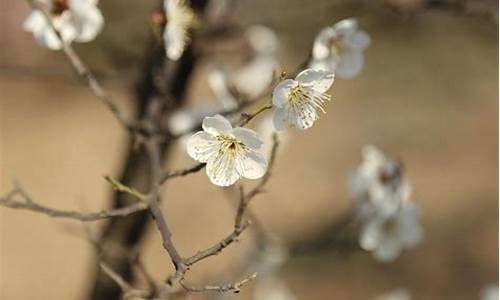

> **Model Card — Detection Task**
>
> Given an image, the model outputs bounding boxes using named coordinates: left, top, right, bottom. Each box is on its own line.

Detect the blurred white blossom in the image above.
left=233, top=25, right=280, bottom=99
left=481, top=285, right=499, bottom=300
left=187, top=115, right=267, bottom=186
left=208, top=66, right=239, bottom=109
left=350, top=145, right=411, bottom=218
left=23, top=0, right=104, bottom=50
left=373, top=288, right=412, bottom=300
left=272, top=69, right=334, bottom=130
left=310, top=18, right=370, bottom=78
left=163, top=0, right=196, bottom=60
left=360, top=201, right=423, bottom=262
left=351, top=145, right=423, bottom=262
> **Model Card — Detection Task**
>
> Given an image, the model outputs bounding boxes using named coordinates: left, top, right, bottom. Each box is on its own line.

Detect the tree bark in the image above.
left=88, top=2, right=208, bottom=299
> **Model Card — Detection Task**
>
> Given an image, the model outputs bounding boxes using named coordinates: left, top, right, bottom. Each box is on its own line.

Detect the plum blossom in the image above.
left=350, top=145, right=411, bottom=218
left=233, top=25, right=280, bottom=99
left=163, top=0, right=196, bottom=60
left=310, top=18, right=370, bottom=78
left=23, top=0, right=104, bottom=50
left=272, top=69, right=334, bottom=130
left=359, top=201, right=423, bottom=262
left=187, top=115, right=267, bottom=186
left=351, top=145, right=423, bottom=262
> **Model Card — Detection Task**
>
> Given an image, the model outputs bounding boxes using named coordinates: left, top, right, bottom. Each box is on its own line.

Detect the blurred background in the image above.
left=0, top=0, right=498, bottom=299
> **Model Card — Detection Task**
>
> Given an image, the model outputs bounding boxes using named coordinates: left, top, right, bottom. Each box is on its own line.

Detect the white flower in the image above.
left=233, top=25, right=280, bottom=99
left=373, top=288, right=412, bottom=300
left=310, top=18, right=370, bottom=78
left=23, top=0, right=104, bottom=50
left=272, top=69, right=334, bottom=130
left=481, top=285, right=499, bottom=300
left=208, top=66, right=238, bottom=110
left=163, top=0, right=196, bottom=60
left=187, top=115, right=267, bottom=186
left=350, top=145, right=410, bottom=218
left=360, top=201, right=423, bottom=262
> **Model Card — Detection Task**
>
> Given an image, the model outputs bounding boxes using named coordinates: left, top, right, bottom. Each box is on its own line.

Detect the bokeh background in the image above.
left=0, top=0, right=498, bottom=299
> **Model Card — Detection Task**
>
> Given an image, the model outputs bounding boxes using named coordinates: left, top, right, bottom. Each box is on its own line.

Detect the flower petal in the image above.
left=295, top=69, right=334, bottom=94
left=347, top=31, right=371, bottom=50
left=186, top=131, right=218, bottom=163
left=69, top=0, right=104, bottom=42
left=273, top=107, right=289, bottom=131
left=312, top=26, right=335, bottom=60
left=374, top=234, right=402, bottom=262
left=359, top=219, right=381, bottom=251
left=336, top=50, right=364, bottom=79
left=232, top=127, right=263, bottom=150
left=293, top=105, right=317, bottom=130
left=332, top=18, right=358, bottom=37
left=202, top=115, right=232, bottom=136
left=272, top=79, right=295, bottom=108
left=206, top=153, right=240, bottom=186
left=241, top=150, right=267, bottom=179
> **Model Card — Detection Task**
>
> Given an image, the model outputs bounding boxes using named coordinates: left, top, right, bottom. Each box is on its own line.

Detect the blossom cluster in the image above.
left=22, top=1, right=371, bottom=187
left=350, top=145, right=424, bottom=262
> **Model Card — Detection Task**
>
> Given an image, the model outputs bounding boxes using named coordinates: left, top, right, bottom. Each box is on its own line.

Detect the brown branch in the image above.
left=183, top=134, right=280, bottom=266
left=84, top=225, right=153, bottom=300
left=159, top=162, right=206, bottom=184
left=0, top=185, right=148, bottom=221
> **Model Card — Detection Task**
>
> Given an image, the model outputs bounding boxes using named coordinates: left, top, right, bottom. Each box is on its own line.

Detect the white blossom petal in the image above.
left=186, top=131, right=218, bottom=163
left=273, top=108, right=289, bottom=131
left=374, top=236, right=402, bottom=262
left=332, top=18, right=358, bottom=37
left=241, top=150, right=267, bottom=179
left=232, top=127, right=263, bottom=150
left=295, top=69, right=335, bottom=93
left=206, top=153, right=240, bottom=186
left=336, top=50, right=364, bottom=79
left=70, top=0, right=104, bottom=42
left=164, top=0, right=195, bottom=60
left=348, top=31, right=371, bottom=50
left=202, top=115, right=232, bottom=136
left=272, top=79, right=295, bottom=108
left=312, top=26, right=335, bottom=60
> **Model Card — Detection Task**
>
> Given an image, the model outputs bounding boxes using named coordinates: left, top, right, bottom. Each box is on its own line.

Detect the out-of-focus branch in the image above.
left=25, top=0, right=134, bottom=132
left=0, top=183, right=148, bottom=221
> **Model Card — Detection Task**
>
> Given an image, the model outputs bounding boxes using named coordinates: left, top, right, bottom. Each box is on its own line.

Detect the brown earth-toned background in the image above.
left=0, top=0, right=498, bottom=299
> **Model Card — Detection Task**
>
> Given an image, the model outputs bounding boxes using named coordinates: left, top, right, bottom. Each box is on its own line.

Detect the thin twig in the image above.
left=183, top=135, right=280, bottom=266
left=145, top=138, right=186, bottom=273
left=159, top=162, right=206, bottom=184
left=0, top=185, right=148, bottom=221
left=25, top=0, right=133, bottom=131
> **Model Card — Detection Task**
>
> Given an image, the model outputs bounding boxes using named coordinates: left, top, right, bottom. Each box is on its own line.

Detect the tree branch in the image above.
left=0, top=184, right=148, bottom=221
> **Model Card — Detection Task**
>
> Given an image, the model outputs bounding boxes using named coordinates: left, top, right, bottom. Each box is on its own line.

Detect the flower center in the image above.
left=287, top=83, right=331, bottom=117
left=51, top=0, right=69, bottom=15
left=329, top=36, right=345, bottom=58
left=383, top=218, right=397, bottom=234
left=217, top=135, right=244, bottom=155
